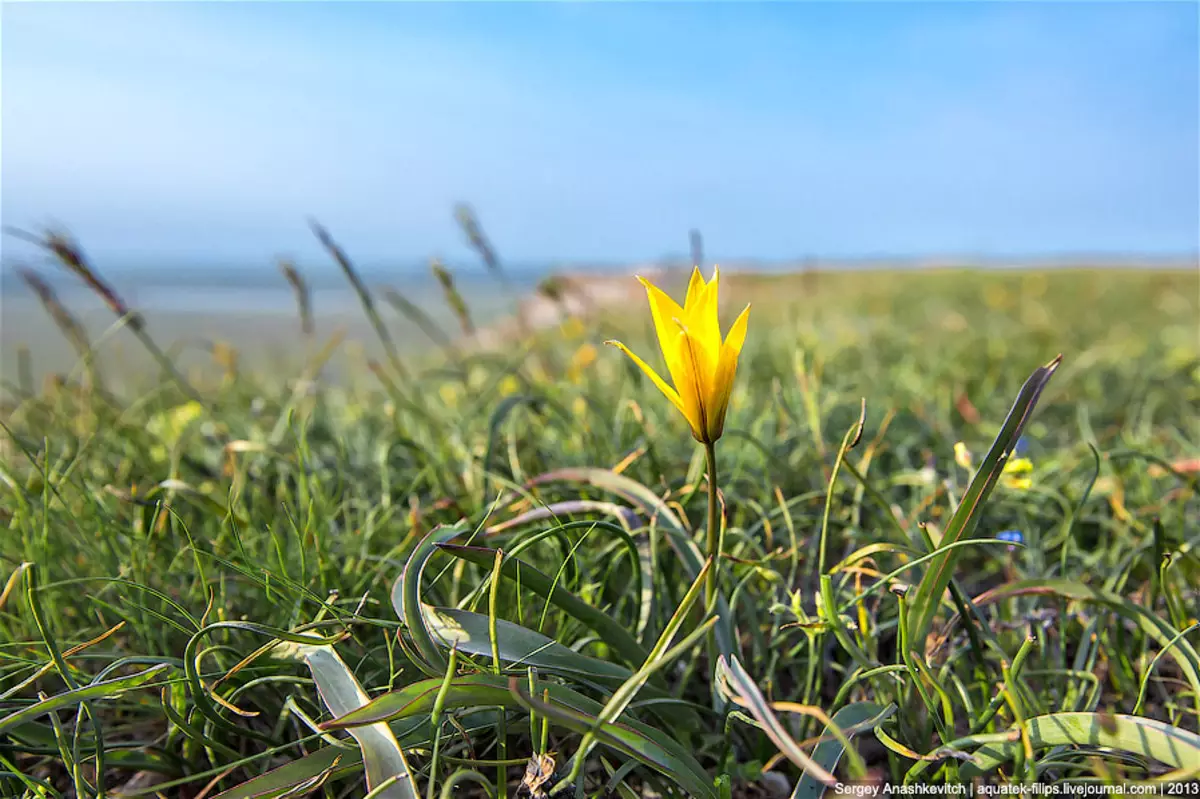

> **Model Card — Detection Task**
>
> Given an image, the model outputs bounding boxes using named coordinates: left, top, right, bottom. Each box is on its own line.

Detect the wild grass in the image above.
left=1, top=228, right=1198, bottom=798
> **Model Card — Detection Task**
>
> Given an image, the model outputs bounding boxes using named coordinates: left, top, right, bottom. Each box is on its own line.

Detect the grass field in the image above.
left=2, top=246, right=1199, bottom=797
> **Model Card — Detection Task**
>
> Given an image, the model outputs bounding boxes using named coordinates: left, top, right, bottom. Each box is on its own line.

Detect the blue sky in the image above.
left=2, top=1, right=1197, bottom=267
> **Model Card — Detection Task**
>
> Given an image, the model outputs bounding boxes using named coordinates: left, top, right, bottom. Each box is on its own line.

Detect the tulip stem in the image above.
left=704, top=440, right=721, bottom=615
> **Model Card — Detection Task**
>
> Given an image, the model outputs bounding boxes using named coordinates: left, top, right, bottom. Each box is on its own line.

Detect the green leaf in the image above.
left=392, top=528, right=690, bottom=724
left=941, top=578, right=1200, bottom=714
left=563, top=558, right=715, bottom=788
left=278, top=638, right=418, bottom=799
left=0, top=663, right=171, bottom=735
left=436, top=543, right=649, bottom=667
left=508, top=678, right=717, bottom=799
left=528, top=467, right=738, bottom=659
left=320, top=674, right=565, bottom=731
left=906, top=355, right=1061, bottom=649
left=211, top=747, right=363, bottom=799
left=792, top=703, right=895, bottom=799
left=483, top=502, right=652, bottom=642
left=392, top=523, right=472, bottom=676
left=959, top=712, right=1200, bottom=779
left=421, top=604, right=634, bottom=686
left=321, top=673, right=712, bottom=799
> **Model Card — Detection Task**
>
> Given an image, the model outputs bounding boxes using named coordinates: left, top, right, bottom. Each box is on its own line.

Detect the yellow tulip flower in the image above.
left=607, top=266, right=750, bottom=444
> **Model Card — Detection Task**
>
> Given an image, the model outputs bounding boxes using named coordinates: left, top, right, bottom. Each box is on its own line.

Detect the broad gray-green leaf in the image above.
left=436, top=543, right=649, bottom=667
left=959, top=712, right=1200, bottom=779
left=424, top=604, right=634, bottom=686
left=211, top=747, right=362, bottom=799
left=392, top=523, right=471, bottom=676
left=792, top=703, right=895, bottom=799
left=278, top=638, right=417, bottom=799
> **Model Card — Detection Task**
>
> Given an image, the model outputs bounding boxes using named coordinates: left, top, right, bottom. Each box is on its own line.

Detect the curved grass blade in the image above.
left=528, top=467, right=738, bottom=659
left=958, top=712, right=1200, bottom=779
left=482, top=502, right=653, bottom=644
left=484, top=500, right=640, bottom=535
left=906, top=355, right=1061, bottom=649
left=437, top=543, right=649, bottom=667
left=0, top=663, right=171, bottom=735
left=792, top=702, right=895, bottom=799
left=423, top=605, right=634, bottom=686
left=392, top=523, right=471, bottom=676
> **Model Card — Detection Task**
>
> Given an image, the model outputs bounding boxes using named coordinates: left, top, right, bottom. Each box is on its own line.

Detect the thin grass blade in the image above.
left=906, top=355, right=1061, bottom=649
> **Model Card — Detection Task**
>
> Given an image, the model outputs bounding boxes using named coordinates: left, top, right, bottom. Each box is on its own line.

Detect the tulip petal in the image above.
left=637, top=276, right=685, bottom=326
left=637, top=276, right=694, bottom=405
left=684, top=266, right=707, bottom=310
left=673, top=323, right=713, bottom=441
left=722, top=302, right=751, bottom=355
left=684, top=268, right=721, bottom=383
left=605, top=340, right=700, bottom=434
left=707, top=304, right=751, bottom=440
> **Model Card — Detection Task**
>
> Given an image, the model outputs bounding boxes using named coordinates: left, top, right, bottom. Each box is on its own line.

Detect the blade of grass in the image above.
left=906, top=355, right=1061, bottom=649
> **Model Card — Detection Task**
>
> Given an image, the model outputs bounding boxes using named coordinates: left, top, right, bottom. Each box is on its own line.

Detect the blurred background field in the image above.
left=5, top=257, right=1196, bottom=392
left=4, top=256, right=1196, bottom=404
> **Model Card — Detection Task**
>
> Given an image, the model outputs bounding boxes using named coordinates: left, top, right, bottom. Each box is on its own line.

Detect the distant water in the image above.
left=1, top=263, right=568, bottom=386
left=1, top=262, right=555, bottom=321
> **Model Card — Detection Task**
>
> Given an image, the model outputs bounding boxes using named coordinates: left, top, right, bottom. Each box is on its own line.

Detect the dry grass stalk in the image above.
left=309, top=219, right=407, bottom=380
left=278, top=258, right=314, bottom=336
left=431, top=259, right=475, bottom=337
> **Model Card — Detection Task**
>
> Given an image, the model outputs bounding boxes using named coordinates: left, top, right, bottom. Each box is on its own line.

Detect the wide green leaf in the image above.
left=211, top=747, right=363, bottom=799
left=509, top=678, right=717, bottom=799
left=792, top=702, right=896, bottom=799
left=277, top=638, right=418, bottom=799
left=422, top=604, right=634, bottom=685
left=436, top=542, right=649, bottom=667
left=959, top=712, right=1200, bottom=779
left=321, top=672, right=712, bottom=798
left=392, top=527, right=689, bottom=724
left=393, top=523, right=471, bottom=676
